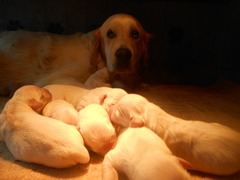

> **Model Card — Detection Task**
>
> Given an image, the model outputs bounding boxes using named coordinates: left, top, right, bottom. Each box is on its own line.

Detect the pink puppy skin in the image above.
left=0, top=85, right=90, bottom=168
left=102, top=127, right=191, bottom=180
left=109, top=94, right=240, bottom=175
left=77, top=104, right=117, bottom=155
left=42, top=99, right=79, bottom=126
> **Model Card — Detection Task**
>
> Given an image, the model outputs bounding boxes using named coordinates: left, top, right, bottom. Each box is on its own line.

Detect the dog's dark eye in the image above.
left=131, top=30, right=139, bottom=39
left=107, top=30, right=116, bottom=38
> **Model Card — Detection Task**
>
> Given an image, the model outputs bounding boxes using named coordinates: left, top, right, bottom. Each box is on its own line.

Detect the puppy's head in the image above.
left=13, top=85, right=52, bottom=113
left=99, top=88, right=128, bottom=111
left=94, top=14, right=152, bottom=89
left=78, top=104, right=117, bottom=155
left=109, top=94, right=148, bottom=127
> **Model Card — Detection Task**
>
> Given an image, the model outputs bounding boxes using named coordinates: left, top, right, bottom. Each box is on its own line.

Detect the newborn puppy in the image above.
left=0, top=85, right=90, bottom=168
left=76, top=87, right=127, bottom=111
left=42, top=99, right=79, bottom=126
left=99, top=87, right=128, bottom=112
left=102, top=127, right=191, bottom=180
left=109, top=94, right=240, bottom=175
left=77, top=104, right=116, bottom=155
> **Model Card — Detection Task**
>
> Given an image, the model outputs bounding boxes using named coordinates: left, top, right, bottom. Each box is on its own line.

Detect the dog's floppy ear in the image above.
left=90, top=29, right=106, bottom=73
left=142, top=32, right=153, bottom=67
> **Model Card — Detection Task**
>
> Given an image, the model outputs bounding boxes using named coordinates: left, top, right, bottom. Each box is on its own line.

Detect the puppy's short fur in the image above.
left=77, top=104, right=116, bottom=155
left=109, top=94, right=240, bottom=175
left=42, top=99, right=79, bottom=126
left=0, top=85, right=90, bottom=168
left=0, top=14, right=151, bottom=96
left=102, top=127, right=191, bottom=180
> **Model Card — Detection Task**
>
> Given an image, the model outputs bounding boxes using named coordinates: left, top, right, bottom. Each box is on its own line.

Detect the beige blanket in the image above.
left=0, top=79, right=239, bottom=179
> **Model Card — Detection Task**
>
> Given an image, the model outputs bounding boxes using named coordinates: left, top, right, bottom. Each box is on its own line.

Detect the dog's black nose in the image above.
left=115, top=48, right=132, bottom=70
left=115, top=48, right=132, bottom=60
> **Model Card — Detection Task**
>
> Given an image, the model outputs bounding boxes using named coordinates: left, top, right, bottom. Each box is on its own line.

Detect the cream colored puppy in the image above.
left=103, top=127, right=191, bottom=180
left=109, top=94, right=240, bottom=175
left=42, top=99, right=79, bottom=126
left=77, top=87, right=128, bottom=111
left=0, top=85, right=90, bottom=168
left=77, top=104, right=117, bottom=155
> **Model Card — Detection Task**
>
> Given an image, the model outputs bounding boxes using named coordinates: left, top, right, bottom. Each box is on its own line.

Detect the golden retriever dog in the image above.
left=0, top=85, right=90, bottom=168
left=102, top=127, right=191, bottom=180
left=109, top=94, right=240, bottom=175
left=0, top=14, right=151, bottom=96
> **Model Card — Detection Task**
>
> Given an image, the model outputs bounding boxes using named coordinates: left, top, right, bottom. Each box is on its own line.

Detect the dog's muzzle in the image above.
left=115, top=48, right=132, bottom=71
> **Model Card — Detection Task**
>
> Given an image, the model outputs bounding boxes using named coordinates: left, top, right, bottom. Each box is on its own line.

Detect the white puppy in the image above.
left=0, top=85, right=90, bottom=168
left=102, top=127, right=191, bottom=180
left=42, top=99, right=79, bottom=126
left=77, top=104, right=117, bottom=155
left=109, top=94, right=240, bottom=175
left=77, top=87, right=128, bottom=111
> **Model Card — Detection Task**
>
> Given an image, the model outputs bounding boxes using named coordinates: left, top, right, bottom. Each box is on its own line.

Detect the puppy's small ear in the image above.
left=99, top=94, right=107, bottom=105
left=177, top=158, right=192, bottom=169
left=40, top=89, right=52, bottom=102
left=130, top=116, right=144, bottom=127
left=28, top=99, right=44, bottom=112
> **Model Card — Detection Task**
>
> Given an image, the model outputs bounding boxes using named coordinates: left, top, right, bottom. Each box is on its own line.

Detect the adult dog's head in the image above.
left=92, top=14, right=152, bottom=90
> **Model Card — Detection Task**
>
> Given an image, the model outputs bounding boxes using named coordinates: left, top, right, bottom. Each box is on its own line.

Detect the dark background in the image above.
left=0, top=0, right=239, bottom=85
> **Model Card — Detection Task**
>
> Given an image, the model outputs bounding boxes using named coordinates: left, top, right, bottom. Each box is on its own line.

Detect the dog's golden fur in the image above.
left=0, top=14, right=151, bottom=96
